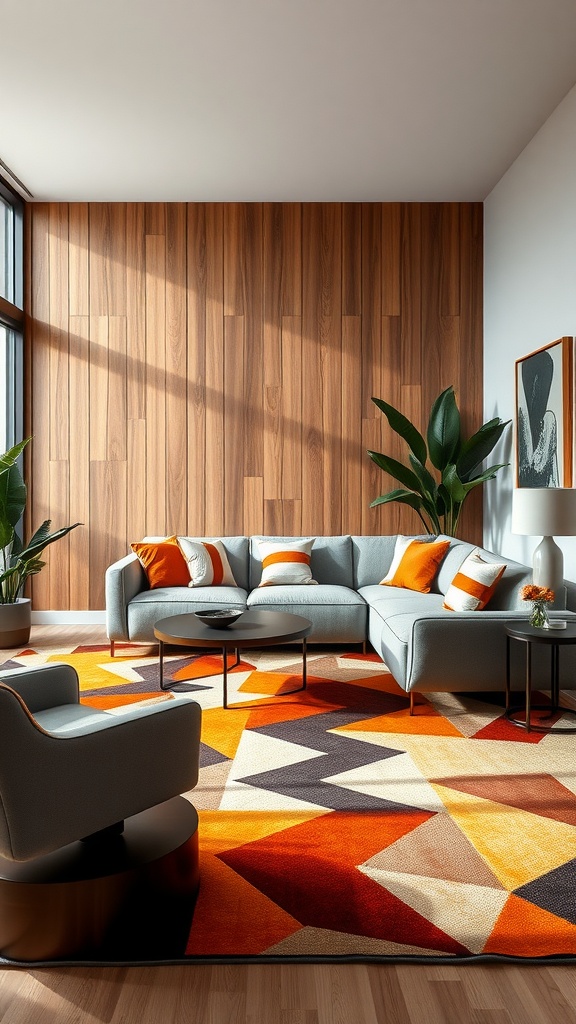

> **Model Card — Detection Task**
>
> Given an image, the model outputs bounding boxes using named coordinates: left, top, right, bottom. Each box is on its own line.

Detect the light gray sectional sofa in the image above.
left=106, top=534, right=576, bottom=699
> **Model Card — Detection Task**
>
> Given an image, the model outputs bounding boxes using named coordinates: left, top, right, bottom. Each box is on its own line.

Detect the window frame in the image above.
left=0, top=174, right=24, bottom=452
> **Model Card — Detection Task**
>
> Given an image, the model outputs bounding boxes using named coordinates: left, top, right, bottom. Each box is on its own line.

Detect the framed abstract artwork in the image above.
left=515, top=336, right=573, bottom=487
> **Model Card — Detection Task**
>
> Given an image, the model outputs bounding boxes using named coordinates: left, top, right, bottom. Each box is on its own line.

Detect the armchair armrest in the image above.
left=0, top=663, right=80, bottom=712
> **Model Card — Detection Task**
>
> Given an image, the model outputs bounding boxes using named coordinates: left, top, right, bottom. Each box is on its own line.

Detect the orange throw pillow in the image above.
left=380, top=537, right=450, bottom=593
left=131, top=536, right=190, bottom=589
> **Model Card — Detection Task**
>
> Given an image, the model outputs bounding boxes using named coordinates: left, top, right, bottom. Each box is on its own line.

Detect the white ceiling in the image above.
left=2, top=0, right=576, bottom=202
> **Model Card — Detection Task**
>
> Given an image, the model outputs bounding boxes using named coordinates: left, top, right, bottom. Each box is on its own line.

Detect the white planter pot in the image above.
left=0, top=598, right=32, bottom=647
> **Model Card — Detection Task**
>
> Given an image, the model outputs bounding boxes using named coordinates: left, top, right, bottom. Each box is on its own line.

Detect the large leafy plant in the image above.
left=0, top=438, right=81, bottom=604
left=367, top=386, right=510, bottom=537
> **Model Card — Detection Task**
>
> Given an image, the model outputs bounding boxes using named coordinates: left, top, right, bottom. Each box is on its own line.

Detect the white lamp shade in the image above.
left=511, top=488, right=576, bottom=537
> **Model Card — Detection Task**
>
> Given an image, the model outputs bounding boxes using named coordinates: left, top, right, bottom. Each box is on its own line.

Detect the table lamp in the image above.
left=511, top=487, right=576, bottom=609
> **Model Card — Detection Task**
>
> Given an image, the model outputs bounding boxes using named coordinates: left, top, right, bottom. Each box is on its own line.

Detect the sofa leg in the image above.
left=110, top=640, right=115, bottom=658
left=362, top=640, right=367, bottom=655
left=409, top=691, right=415, bottom=715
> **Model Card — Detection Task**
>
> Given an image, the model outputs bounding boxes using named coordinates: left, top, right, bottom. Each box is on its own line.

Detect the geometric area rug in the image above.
left=4, top=643, right=576, bottom=964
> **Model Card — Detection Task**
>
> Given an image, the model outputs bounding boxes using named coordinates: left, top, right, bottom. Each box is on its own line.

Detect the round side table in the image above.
left=505, top=622, right=576, bottom=733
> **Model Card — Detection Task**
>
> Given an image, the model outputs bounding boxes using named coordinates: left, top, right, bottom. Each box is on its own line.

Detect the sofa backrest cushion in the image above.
left=352, top=535, right=532, bottom=611
left=352, top=535, right=413, bottom=588
left=249, top=536, right=353, bottom=589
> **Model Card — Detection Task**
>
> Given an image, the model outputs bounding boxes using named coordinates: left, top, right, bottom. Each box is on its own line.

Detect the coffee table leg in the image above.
left=505, top=635, right=511, bottom=713
left=159, top=640, right=165, bottom=691
left=552, top=643, right=560, bottom=710
left=222, top=637, right=310, bottom=706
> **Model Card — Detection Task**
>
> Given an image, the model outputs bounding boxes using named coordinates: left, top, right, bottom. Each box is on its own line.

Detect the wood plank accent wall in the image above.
left=24, top=202, right=483, bottom=610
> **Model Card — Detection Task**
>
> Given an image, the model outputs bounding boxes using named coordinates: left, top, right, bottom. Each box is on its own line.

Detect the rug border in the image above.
left=2, top=953, right=576, bottom=969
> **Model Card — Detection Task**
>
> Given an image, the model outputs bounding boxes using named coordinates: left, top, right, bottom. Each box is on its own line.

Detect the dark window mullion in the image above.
left=0, top=176, right=24, bottom=453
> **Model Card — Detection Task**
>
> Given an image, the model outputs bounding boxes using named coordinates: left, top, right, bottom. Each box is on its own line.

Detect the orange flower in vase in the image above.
left=520, top=584, right=555, bottom=628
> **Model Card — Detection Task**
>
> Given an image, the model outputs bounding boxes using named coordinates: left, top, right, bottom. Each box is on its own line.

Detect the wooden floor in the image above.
left=1, top=625, right=575, bottom=1024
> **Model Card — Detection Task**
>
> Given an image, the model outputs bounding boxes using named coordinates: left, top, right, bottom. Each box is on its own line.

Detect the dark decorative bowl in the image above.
left=194, top=608, right=244, bottom=628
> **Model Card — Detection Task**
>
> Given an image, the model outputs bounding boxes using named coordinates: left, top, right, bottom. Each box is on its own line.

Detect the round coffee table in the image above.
left=154, top=609, right=313, bottom=708
left=505, top=621, right=576, bottom=733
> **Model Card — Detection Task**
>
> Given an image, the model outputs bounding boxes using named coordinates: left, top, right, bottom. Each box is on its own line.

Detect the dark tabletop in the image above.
left=154, top=609, right=312, bottom=647
left=506, top=621, right=576, bottom=644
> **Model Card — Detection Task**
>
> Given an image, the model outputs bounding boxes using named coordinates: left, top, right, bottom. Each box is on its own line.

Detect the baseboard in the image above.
left=31, top=611, right=106, bottom=625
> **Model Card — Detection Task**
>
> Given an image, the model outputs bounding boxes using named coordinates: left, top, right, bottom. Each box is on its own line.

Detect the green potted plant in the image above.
left=0, top=437, right=81, bottom=646
left=367, top=386, right=511, bottom=537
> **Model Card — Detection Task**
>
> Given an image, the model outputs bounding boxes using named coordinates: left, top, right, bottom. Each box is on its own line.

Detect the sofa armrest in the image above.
left=105, top=552, right=147, bottom=642
left=406, top=610, right=576, bottom=692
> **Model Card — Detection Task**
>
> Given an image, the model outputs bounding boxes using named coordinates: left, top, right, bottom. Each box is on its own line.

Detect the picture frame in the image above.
left=515, top=336, right=573, bottom=487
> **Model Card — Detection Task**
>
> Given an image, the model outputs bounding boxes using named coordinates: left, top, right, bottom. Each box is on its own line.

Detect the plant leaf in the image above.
left=371, top=397, right=427, bottom=464
left=408, top=454, right=438, bottom=501
left=459, top=463, right=510, bottom=493
left=407, top=455, right=442, bottom=532
left=367, top=451, right=425, bottom=494
left=18, top=521, right=82, bottom=562
left=369, top=489, right=424, bottom=509
left=0, top=437, right=31, bottom=472
left=369, top=489, right=434, bottom=533
left=441, top=463, right=467, bottom=503
left=0, top=438, right=31, bottom=550
left=457, top=419, right=511, bottom=481
left=0, top=463, right=26, bottom=533
left=427, top=386, right=461, bottom=471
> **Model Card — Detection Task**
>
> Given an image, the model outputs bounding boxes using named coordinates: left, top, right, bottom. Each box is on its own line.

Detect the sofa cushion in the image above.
left=247, top=583, right=367, bottom=643
left=249, top=536, right=353, bottom=589
left=127, top=586, right=248, bottom=641
left=358, top=584, right=441, bottom=611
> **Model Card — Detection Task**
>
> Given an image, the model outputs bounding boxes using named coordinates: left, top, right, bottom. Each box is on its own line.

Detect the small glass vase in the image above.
left=529, top=600, right=549, bottom=629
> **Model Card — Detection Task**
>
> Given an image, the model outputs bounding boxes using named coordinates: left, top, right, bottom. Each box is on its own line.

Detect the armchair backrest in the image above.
left=0, top=663, right=80, bottom=713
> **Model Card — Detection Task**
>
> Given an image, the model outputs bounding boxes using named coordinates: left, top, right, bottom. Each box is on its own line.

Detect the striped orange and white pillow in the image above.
left=443, top=549, right=506, bottom=611
left=177, top=538, right=238, bottom=587
left=257, top=539, right=318, bottom=586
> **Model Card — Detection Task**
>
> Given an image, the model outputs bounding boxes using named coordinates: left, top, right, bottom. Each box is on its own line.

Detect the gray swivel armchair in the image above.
left=0, top=662, right=202, bottom=961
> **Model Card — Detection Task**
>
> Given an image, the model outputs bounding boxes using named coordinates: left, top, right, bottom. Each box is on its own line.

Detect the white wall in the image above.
left=483, top=81, right=576, bottom=581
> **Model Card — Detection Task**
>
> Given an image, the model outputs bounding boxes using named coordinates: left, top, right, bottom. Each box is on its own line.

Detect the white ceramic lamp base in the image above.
left=532, top=535, right=567, bottom=610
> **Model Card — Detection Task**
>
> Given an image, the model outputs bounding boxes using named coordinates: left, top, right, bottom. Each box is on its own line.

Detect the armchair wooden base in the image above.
left=0, top=796, right=199, bottom=963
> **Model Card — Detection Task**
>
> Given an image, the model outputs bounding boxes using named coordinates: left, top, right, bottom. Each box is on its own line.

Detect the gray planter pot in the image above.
left=0, top=598, right=32, bottom=648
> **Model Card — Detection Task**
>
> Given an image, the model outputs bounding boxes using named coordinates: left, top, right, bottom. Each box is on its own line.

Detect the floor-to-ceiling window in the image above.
left=0, top=179, right=24, bottom=452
